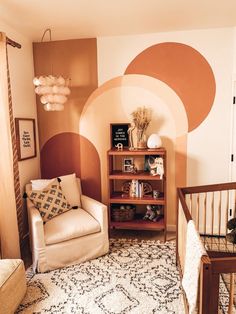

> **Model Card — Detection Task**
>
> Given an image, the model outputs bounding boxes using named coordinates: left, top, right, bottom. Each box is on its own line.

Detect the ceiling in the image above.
left=1, top=0, right=236, bottom=42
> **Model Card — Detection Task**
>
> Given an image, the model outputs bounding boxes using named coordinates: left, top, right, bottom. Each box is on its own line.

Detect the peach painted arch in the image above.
left=80, top=74, right=188, bottom=225
left=81, top=75, right=188, bottom=138
left=125, top=42, right=216, bottom=132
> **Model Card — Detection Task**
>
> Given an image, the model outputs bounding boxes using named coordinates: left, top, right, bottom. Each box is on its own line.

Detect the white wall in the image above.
left=97, top=27, right=234, bottom=187
left=0, top=21, right=40, bottom=237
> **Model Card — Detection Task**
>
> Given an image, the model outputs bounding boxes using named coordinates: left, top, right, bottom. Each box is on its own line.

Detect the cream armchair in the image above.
left=26, top=177, right=109, bottom=273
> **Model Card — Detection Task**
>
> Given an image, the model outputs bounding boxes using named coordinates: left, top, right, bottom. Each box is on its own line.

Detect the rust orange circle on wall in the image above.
left=125, top=42, right=216, bottom=132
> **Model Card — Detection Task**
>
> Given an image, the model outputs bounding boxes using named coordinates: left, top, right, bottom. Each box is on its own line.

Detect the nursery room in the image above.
left=1, top=0, right=236, bottom=313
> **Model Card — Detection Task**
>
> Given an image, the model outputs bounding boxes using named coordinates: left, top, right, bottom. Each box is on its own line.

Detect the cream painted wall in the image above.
left=0, top=21, right=40, bottom=238
left=97, top=28, right=234, bottom=187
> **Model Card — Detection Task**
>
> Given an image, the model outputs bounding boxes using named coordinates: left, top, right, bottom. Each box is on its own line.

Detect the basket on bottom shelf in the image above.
left=111, top=205, right=136, bottom=222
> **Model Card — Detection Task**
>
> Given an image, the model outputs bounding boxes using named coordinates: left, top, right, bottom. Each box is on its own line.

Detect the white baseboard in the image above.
left=167, top=224, right=176, bottom=232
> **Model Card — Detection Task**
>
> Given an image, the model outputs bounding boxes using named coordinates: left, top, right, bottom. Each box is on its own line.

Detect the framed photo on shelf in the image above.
left=110, top=123, right=130, bottom=148
left=123, top=157, right=134, bottom=172
left=15, top=118, right=36, bottom=161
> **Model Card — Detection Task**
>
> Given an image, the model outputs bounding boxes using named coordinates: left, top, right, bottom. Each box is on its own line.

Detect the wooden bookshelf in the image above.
left=107, top=148, right=167, bottom=240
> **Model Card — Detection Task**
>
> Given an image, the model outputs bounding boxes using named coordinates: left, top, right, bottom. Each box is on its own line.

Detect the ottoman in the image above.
left=0, top=259, right=26, bottom=314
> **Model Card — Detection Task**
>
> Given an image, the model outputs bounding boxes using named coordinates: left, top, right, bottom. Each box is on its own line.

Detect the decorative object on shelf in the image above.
left=143, top=205, right=163, bottom=222
left=127, top=124, right=135, bottom=150
left=33, top=29, right=71, bottom=111
left=131, top=106, right=152, bottom=149
left=110, top=123, right=130, bottom=148
left=123, top=157, right=134, bottom=172
left=129, top=179, right=137, bottom=197
left=111, top=204, right=136, bottom=222
left=130, top=164, right=138, bottom=174
left=147, top=134, right=162, bottom=149
left=153, top=190, right=160, bottom=199
left=115, top=143, right=123, bottom=151
left=147, top=156, right=164, bottom=179
left=122, top=180, right=152, bottom=198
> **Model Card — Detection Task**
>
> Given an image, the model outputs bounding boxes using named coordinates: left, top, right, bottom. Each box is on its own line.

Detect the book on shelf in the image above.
left=133, top=180, right=145, bottom=198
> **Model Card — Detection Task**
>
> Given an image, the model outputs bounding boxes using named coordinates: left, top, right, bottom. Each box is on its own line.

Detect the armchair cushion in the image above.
left=28, top=179, right=71, bottom=222
left=44, top=208, right=101, bottom=245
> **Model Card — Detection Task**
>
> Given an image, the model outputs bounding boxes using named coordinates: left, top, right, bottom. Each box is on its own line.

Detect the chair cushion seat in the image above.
left=44, top=208, right=101, bottom=245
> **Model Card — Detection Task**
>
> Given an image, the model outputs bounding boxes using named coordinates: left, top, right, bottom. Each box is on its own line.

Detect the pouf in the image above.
left=0, top=259, right=26, bottom=314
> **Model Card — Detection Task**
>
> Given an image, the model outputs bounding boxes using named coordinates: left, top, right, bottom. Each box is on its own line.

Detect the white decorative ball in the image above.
left=40, top=95, right=48, bottom=104
left=57, top=76, right=65, bottom=86
left=53, top=94, right=67, bottom=104
left=59, top=86, right=71, bottom=95
left=147, top=134, right=162, bottom=149
left=33, top=77, right=40, bottom=86
left=38, top=76, right=46, bottom=86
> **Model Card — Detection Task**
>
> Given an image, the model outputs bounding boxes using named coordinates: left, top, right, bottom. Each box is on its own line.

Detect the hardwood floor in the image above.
left=110, top=229, right=176, bottom=242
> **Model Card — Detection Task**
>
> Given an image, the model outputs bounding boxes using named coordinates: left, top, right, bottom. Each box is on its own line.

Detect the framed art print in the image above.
left=15, top=118, right=36, bottom=161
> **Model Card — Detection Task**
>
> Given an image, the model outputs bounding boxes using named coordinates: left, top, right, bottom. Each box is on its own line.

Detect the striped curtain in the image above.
left=0, top=32, right=21, bottom=258
left=6, top=38, right=24, bottom=245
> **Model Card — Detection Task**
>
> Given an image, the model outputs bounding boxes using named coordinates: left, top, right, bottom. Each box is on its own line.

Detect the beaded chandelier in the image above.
left=33, top=29, right=70, bottom=111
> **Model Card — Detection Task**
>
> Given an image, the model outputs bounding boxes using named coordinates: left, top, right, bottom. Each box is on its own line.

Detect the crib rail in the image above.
left=177, top=182, right=236, bottom=314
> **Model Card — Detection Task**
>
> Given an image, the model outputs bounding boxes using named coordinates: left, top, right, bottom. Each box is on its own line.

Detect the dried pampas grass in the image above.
left=131, top=106, right=152, bottom=131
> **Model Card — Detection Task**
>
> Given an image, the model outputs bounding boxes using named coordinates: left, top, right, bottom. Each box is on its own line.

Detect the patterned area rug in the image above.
left=17, top=239, right=185, bottom=314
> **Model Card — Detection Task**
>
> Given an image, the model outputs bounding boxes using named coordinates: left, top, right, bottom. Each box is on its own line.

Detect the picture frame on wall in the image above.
left=15, top=118, right=37, bottom=161
left=123, top=157, right=134, bottom=172
left=110, top=123, right=130, bottom=148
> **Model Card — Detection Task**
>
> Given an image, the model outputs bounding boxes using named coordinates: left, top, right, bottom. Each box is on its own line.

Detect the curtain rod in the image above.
left=6, top=37, right=21, bottom=49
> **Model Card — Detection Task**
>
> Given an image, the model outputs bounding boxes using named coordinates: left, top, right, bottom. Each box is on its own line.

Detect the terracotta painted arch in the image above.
left=40, top=132, right=101, bottom=201
left=125, top=42, right=216, bottom=132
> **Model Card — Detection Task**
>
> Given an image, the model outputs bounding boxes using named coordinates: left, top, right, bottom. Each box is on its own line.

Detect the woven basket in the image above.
left=111, top=206, right=135, bottom=222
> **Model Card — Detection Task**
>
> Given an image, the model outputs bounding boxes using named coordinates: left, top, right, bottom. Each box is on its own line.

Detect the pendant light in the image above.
left=33, top=29, right=70, bottom=111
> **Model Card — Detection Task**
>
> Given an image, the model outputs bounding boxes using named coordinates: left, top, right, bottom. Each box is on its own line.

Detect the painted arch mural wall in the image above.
left=34, top=28, right=234, bottom=228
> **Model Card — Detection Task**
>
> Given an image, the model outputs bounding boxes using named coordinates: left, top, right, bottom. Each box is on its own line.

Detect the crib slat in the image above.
left=226, top=190, right=229, bottom=234
left=190, top=193, right=192, bottom=215
left=196, top=193, right=200, bottom=230
left=204, top=193, right=207, bottom=235
left=218, top=191, right=222, bottom=236
left=211, top=192, right=214, bottom=235
left=228, top=273, right=234, bottom=314
left=234, top=189, right=236, bottom=218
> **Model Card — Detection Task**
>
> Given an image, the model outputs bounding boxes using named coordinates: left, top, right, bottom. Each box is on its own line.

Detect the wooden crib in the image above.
left=177, top=182, right=236, bottom=314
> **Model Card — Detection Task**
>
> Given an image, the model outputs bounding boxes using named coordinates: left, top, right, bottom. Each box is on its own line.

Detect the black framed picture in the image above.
left=15, top=118, right=37, bottom=161
left=110, top=123, right=130, bottom=148
left=123, top=157, right=134, bottom=172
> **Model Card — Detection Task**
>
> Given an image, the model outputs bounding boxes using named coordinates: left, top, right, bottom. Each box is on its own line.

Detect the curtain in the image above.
left=0, top=32, right=20, bottom=258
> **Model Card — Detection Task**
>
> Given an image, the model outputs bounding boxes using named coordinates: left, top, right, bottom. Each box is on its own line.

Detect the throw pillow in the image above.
left=59, top=173, right=81, bottom=207
left=30, top=173, right=81, bottom=207
left=28, top=179, right=71, bottom=223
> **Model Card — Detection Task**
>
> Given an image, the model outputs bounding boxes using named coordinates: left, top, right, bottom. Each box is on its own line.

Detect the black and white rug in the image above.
left=16, top=238, right=234, bottom=313
left=17, top=239, right=185, bottom=314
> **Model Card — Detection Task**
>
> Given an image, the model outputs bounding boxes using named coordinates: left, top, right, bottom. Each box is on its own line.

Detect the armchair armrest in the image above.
left=81, top=195, right=108, bottom=232
left=27, top=198, right=46, bottom=271
left=27, top=200, right=46, bottom=248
